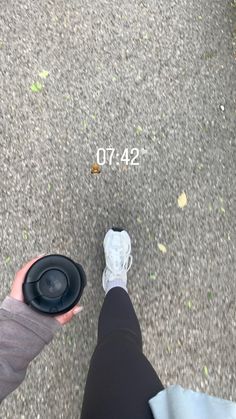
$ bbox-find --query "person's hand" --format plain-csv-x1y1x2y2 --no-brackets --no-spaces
10,254,84,326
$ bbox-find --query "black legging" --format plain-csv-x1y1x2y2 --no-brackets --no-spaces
80,287,164,419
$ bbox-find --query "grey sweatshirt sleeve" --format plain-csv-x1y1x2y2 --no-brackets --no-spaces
0,295,62,403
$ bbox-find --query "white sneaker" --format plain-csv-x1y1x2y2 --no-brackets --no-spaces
102,227,133,293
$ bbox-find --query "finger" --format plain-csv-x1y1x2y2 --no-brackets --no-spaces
55,305,83,325
73,305,84,315
56,310,74,325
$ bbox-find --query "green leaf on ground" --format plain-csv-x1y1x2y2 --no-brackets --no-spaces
207,291,213,300
201,50,217,60
39,70,49,79
149,273,157,280
48,183,52,192
136,125,143,135
198,163,204,170
137,216,142,224
187,300,192,309
23,230,29,240
31,82,43,93
203,366,208,377
5,256,11,264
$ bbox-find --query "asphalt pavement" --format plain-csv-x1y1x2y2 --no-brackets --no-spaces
0,0,235,417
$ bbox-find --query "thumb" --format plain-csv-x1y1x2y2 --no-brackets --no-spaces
73,305,84,315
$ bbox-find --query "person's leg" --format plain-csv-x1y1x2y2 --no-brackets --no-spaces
97,284,143,348
80,287,164,419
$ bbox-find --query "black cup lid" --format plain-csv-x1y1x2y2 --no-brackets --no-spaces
22,254,86,315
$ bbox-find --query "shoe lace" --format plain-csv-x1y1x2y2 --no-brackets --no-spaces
106,245,133,275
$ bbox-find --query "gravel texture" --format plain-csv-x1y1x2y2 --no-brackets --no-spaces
0,0,235,417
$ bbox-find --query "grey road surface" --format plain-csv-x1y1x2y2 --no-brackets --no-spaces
0,0,235,418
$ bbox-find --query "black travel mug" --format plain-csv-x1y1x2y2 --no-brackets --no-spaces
22,254,86,315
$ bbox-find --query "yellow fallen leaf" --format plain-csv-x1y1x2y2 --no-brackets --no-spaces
39,70,49,79
187,300,192,309
178,192,187,208
203,366,208,377
23,230,29,240
136,125,143,135
158,243,167,253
